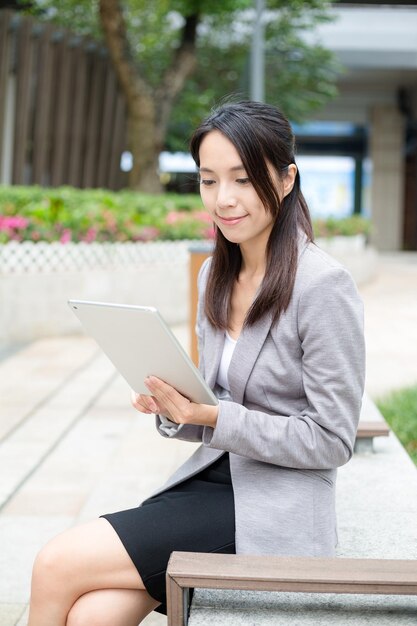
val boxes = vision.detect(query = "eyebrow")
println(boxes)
[198,165,246,173]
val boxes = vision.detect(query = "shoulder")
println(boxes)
[295,240,358,297]
[292,240,363,326]
[291,241,363,338]
[298,239,345,278]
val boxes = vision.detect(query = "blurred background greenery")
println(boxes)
[0,185,370,243]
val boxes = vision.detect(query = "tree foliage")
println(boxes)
[25,0,339,189]
[28,0,338,123]
[166,3,338,150]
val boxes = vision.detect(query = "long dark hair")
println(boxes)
[190,100,313,329]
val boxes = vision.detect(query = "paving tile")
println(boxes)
[0,354,116,509]
[15,606,28,626]
[142,612,166,625]
[3,413,132,516]
[93,373,134,408]
[360,255,417,398]
[337,435,417,514]
[0,604,26,626]
[190,591,417,626]
[3,490,87,517]
[336,510,417,559]
[0,337,98,440]
[0,516,72,604]
[0,408,32,443]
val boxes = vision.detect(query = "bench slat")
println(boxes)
[166,553,417,626]
[356,421,390,438]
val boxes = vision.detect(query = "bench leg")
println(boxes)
[166,575,189,626]
[354,437,374,453]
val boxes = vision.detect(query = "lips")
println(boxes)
[216,214,248,226]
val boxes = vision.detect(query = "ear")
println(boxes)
[283,164,297,197]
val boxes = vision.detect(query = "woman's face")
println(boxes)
[198,130,295,249]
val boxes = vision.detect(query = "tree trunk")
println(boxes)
[99,0,199,193]
[128,95,161,192]
[99,0,162,191]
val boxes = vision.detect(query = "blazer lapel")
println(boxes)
[228,312,273,405]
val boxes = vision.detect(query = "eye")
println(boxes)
[199,179,216,186]
[236,178,250,185]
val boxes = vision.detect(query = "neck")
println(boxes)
[239,241,267,279]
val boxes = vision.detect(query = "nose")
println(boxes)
[216,183,238,210]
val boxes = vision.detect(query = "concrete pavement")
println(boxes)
[0,252,417,626]
[359,252,417,398]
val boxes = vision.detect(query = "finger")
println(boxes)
[131,391,158,414]
[145,376,178,398]
[131,390,146,410]
[140,395,159,413]
[145,377,189,422]
[145,377,176,408]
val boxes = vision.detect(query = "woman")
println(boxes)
[28,101,365,625]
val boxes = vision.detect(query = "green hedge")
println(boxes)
[0,185,371,244]
[377,384,417,467]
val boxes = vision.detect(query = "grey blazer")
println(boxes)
[153,237,365,557]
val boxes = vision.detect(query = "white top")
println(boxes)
[216,331,237,391]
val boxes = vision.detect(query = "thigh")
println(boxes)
[42,517,145,593]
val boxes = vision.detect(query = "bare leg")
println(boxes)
[28,518,158,626]
[67,588,160,626]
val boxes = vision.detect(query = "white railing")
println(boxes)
[0,240,205,274]
[0,236,367,274]
[0,236,376,346]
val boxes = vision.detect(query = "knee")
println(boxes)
[31,536,71,593]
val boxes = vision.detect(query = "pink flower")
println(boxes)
[203,226,216,239]
[193,211,212,224]
[165,211,186,225]
[0,215,29,231]
[83,227,97,243]
[104,213,117,229]
[135,226,160,242]
[60,229,72,244]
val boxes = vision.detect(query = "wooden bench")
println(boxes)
[166,552,417,626]
[355,420,390,452]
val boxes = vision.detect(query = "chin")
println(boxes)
[220,232,243,245]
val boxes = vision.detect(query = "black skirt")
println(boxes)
[101,453,236,615]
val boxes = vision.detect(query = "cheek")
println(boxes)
[200,189,215,212]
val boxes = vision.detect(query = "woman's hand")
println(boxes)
[131,376,218,428]
[130,389,160,415]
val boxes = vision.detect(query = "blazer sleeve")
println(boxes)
[201,267,366,470]
[154,256,212,442]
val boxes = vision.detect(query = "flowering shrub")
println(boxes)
[0,185,370,244]
[314,215,371,239]
[0,215,30,240]
[0,186,211,243]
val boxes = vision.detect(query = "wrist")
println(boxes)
[195,403,218,427]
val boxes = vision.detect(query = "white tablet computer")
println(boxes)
[68,299,218,406]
